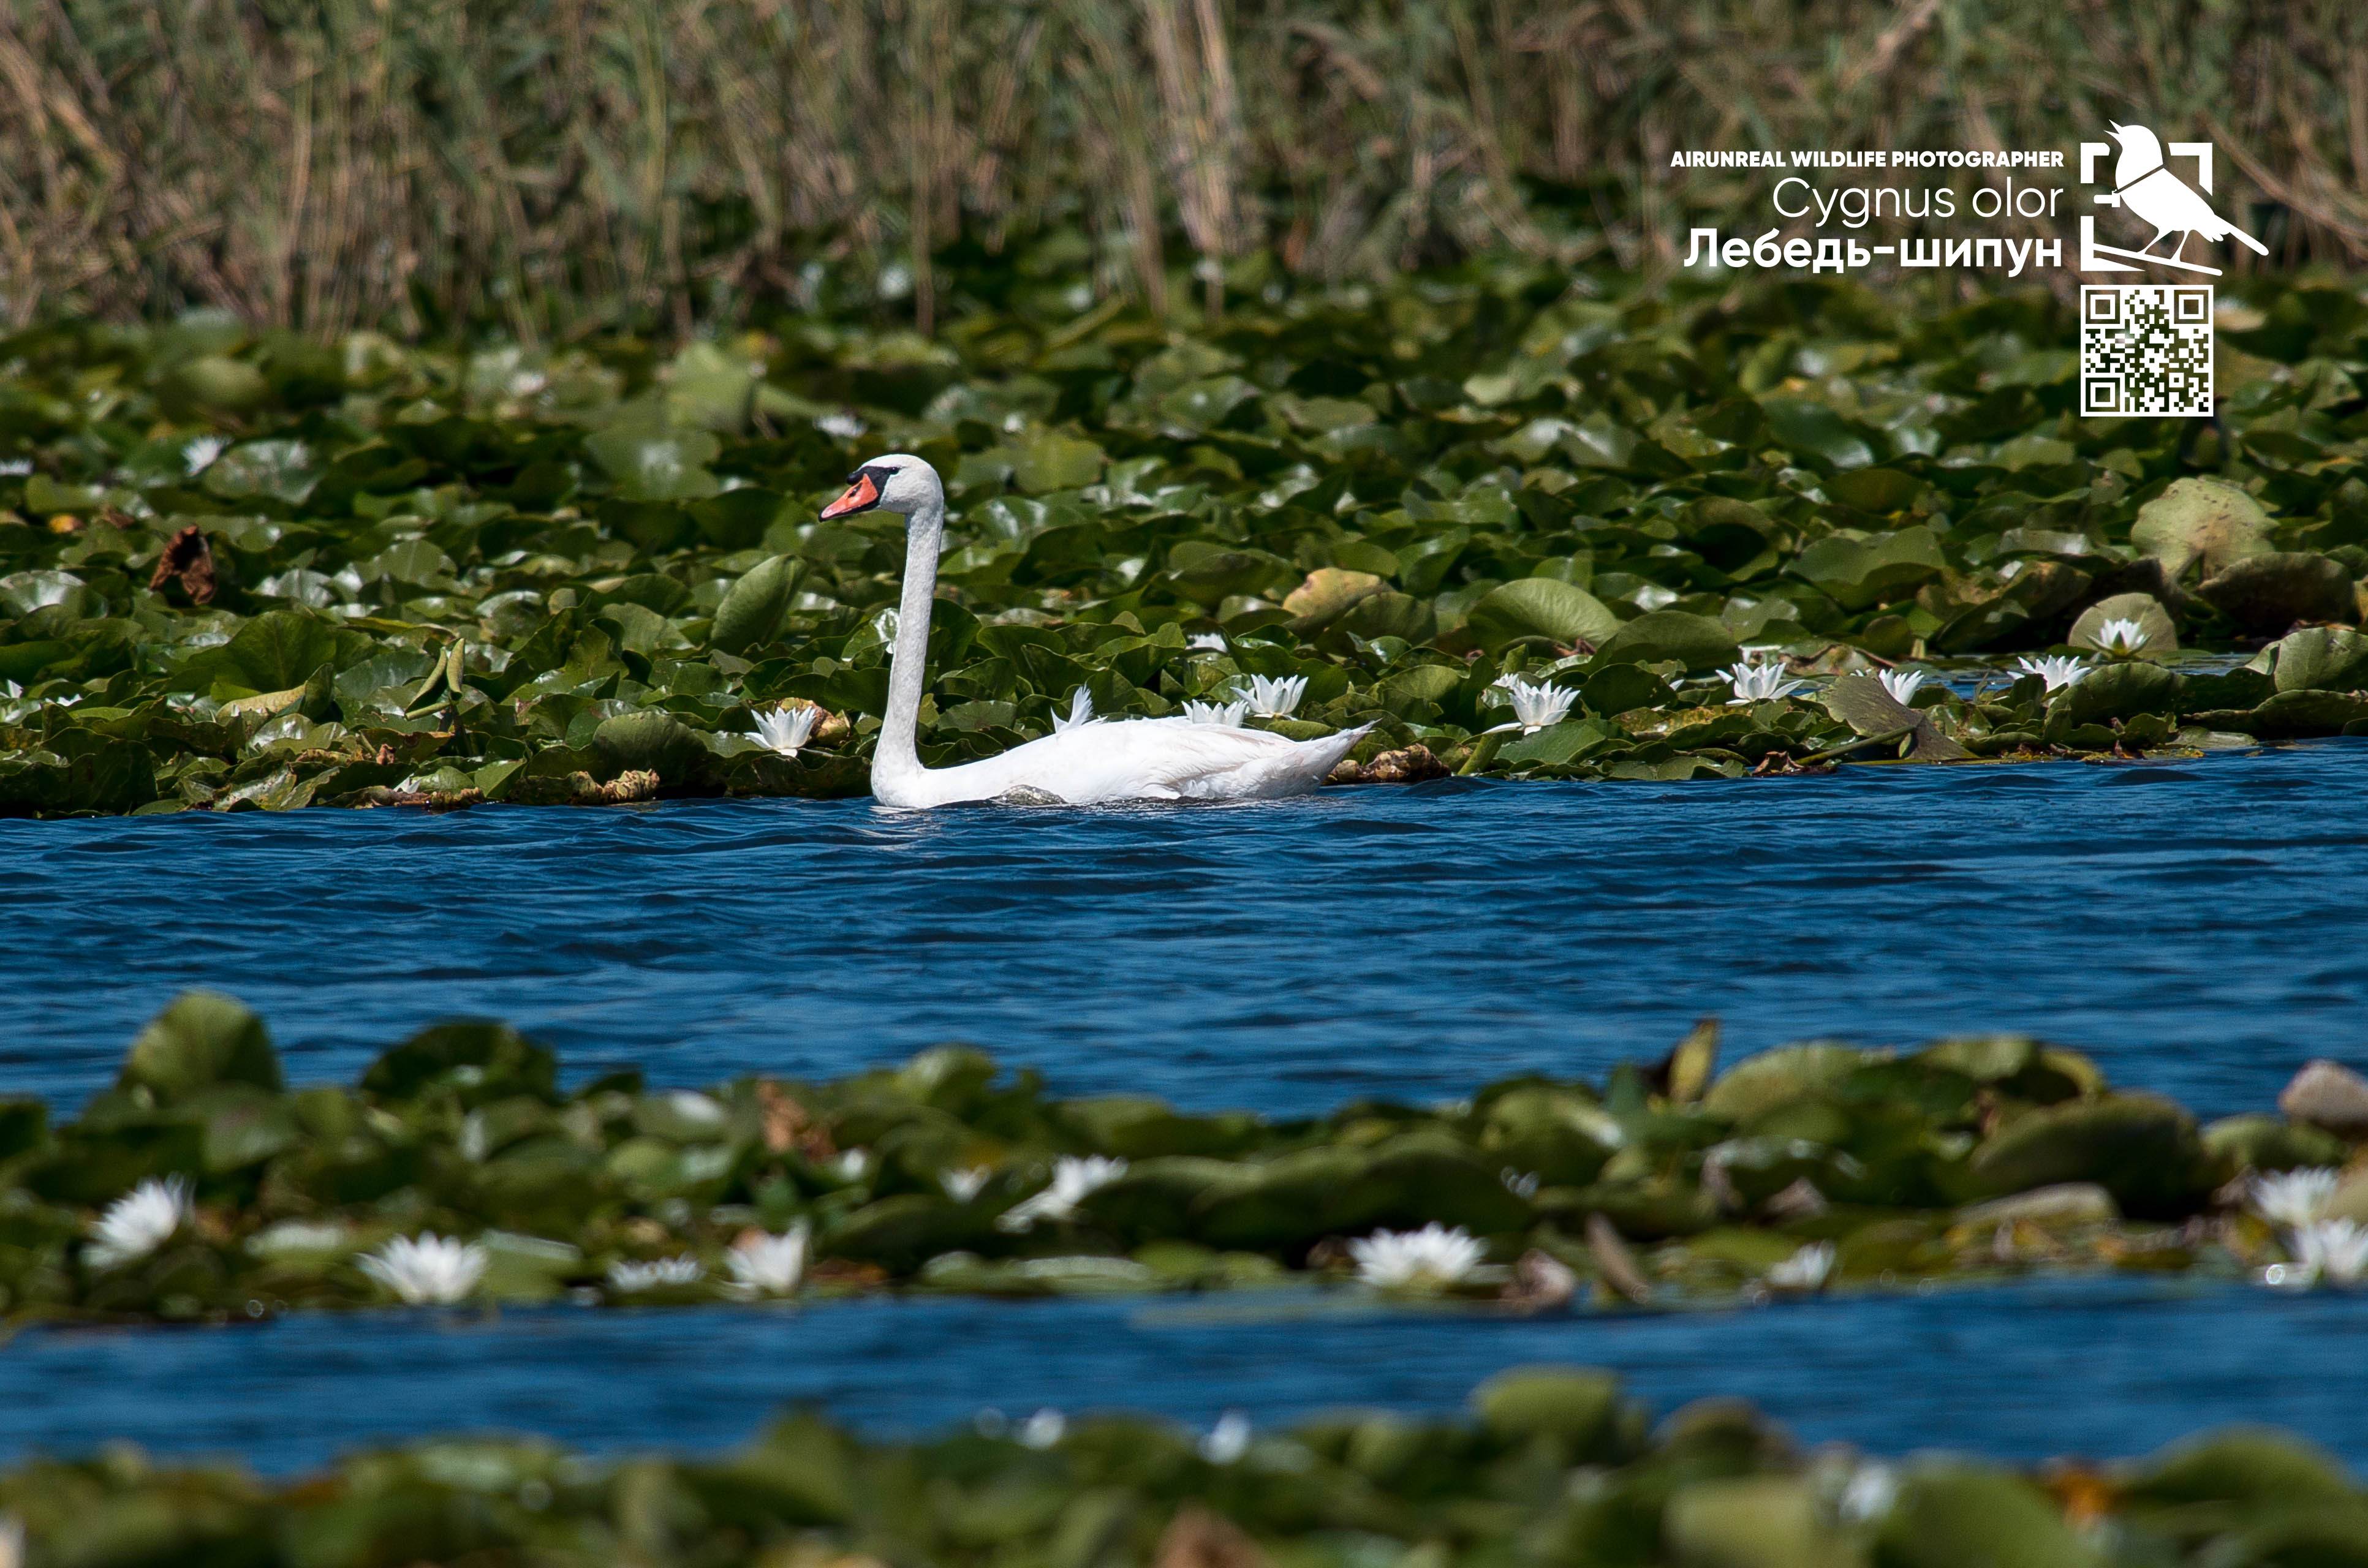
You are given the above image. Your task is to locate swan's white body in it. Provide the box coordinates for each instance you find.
[832,455,1367,808]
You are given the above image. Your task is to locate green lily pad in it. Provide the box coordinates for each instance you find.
[711,555,801,656]
[1465,578,1622,653]
[1471,1367,1628,1460]
[1875,1468,2103,1568]
[2270,626,2368,693]
[117,991,283,1104]
[2068,594,2177,660]
[2243,688,2368,738]
[2130,477,2274,579]
[1013,432,1106,494]
[585,426,722,502]
[361,1020,558,1105]
[1788,527,1944,611]
[1968,1095,2214,1218]
[592,710,708,782]
[1592,610,1739,672]
[2055,660,2181,726]
[2196,552,2356,635]
[1703,1044,1868,1122]
[1282,567,1386,631]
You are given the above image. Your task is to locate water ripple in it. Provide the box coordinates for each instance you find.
[0,742,2362,1117]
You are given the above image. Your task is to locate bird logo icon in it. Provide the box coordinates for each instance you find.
[2085,123,2265,275]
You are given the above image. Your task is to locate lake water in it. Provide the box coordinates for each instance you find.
[4,741,2367,1474]
[4,741,2364,1116]
[12,1278,2368,1473]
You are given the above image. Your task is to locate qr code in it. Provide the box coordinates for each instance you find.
[2081,285,2213,417]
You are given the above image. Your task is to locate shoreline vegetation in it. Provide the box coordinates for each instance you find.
[4,270,2368,818]
[5,2,2366,334]
[9,1373,2368,1568]
[11,992,2367,1324]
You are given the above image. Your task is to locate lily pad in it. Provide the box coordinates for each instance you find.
[1282,568,1386,631]
[2130,477,2274,579]
[2195,552,2356,635]
[1464,578,1621,653]
[592,710,708,782]
[2268,625,2368,693]
[2055,660,2182,726]
[1967,1095,2214,1218]
[118,992,283,1104]
[1592,610,1739,672]
[2068,594,2177,660]
[712,555,801,656]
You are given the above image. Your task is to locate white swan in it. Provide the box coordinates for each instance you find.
[820,454,1369,807]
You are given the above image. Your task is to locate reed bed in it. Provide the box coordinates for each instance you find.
[1,0,2365,336]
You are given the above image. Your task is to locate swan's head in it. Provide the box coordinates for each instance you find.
[820,453,942,520]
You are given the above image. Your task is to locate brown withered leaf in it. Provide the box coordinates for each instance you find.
[149,524,218,604]
[755,1080,837,1161]
[1500,1247,1579,1311]
[1331,743,1449,785]
[1154,1505,1268,1568]
[1585,1213,1652,1304]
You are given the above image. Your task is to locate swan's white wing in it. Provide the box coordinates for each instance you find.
[911,717,1364,805]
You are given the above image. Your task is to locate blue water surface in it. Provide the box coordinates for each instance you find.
[4,742,2367,1475]
[10,1278,2367,1473]
[2,741,2364,1116]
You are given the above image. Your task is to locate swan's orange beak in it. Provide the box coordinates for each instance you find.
[820,470,880,519]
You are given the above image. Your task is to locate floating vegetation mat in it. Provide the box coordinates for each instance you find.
[13,993,2368,1322]
[9,1365,2368,1567]
[5,273,2368,816]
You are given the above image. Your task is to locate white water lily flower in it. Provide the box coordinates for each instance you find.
[2014,654,2091,692]
[1839,1463,1900,1524]
[1241,674,1308,718]
[814,411,867,440]
[358,1233,489,1305]
[1723,652,1810,705]
[748,704,819,757]
[833,1148,871,1182]
[1500,1168,1541,1199]
[996,1155,1128,1232]
[2093,617,2150,656]
[1765,1241,1836,1292]
[0,459,29,477]
[725,1223,811,1297]
[1187,631,1228,652]
[1181,698,1249,726]
[1486,675,1577,735]
[2250,1168,2340,1231]
[1053,687,1097,732]
[1016,1409,1067,1450]
[608,1254,705,1293]
[87,1176,194,1268]
[1199,1411,1252,1464]
[1878,668,1929,706]
[182,435,229,476]
[941,1167,994,1202]
[1349,1223,1486,1290]
[2271,1219,2368,1289]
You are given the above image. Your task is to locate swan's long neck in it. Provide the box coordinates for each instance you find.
[872,491,945,802]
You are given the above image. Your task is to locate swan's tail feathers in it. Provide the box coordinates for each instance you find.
[1307,723,1375,782]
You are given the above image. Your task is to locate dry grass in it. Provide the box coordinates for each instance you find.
[2,0,2364,335]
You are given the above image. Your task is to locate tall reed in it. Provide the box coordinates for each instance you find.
[2,0,2362,335]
